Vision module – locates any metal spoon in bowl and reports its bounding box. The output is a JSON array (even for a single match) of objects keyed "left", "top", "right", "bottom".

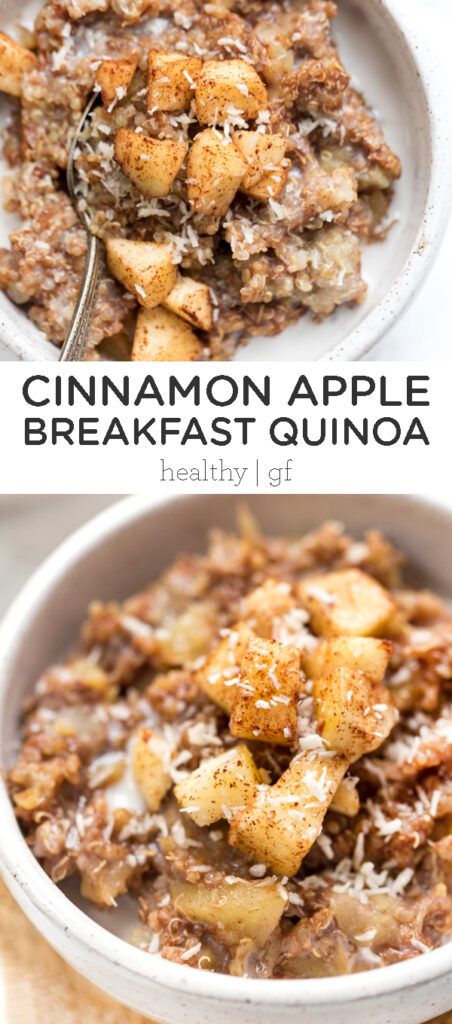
[{"left": 59, "top": 92, "right": 103, "bottom": 362}]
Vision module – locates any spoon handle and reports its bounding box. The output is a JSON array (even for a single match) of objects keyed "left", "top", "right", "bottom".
[{"left": 59, "top": 232, "right": 103, "bottom": 362}]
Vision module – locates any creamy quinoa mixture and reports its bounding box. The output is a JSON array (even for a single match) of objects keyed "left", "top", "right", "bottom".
[
  {"left": 0, "top": 0, "right": 401, "bottom": 360},
  {"left": 9, "top": 519, "right": 452, "bottom": 978}
]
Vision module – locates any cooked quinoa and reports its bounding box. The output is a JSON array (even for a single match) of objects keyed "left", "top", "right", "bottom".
[
  {"left": 0, "top": 0, "right": 401, "bottom": 359},
  {"left": 8, "top": 519, "right": 452, "bottom": 978}
]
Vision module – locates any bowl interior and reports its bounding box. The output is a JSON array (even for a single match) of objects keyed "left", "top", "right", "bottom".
[{"left": 0, "top": 0, "right": 433, "bottom": 360}]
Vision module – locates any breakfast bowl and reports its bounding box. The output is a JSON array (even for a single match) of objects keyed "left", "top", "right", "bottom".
[
  {"left": 0, "top": 492, "right": 452, "bottom": 1023},
  {"left": 0, "top": 0, "right": 450, "bottom": 362}
]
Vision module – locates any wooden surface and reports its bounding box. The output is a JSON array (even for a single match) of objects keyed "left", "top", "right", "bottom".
[{"left": 0, "top": 879, "right": 151, "bottom": 1024}]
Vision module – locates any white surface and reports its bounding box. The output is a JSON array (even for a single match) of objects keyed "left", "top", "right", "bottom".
[
  {"left": 0, "top": 0, "right": 450, "bottom": 361},
  {"left": 368, "top": 0, "right": 452, "bottom": 360},
  {"left": 1, "top": 494, "right": 452, "bottom": 1024}
]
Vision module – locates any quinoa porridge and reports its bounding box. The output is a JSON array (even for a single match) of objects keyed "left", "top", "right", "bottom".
[
  {"left": 8, "top": 518, "right": 452, "bottom": 978},
  {"left": 0, "top": 0, "right": 401, "bottom": 360}
]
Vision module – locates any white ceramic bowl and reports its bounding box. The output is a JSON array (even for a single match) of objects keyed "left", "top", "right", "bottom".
[
  {"left": 0, "top": 0, "right": 450, "bottom": 361},
  {"left": 1, "top": 493, "right": 452, "bottom": 1023}
]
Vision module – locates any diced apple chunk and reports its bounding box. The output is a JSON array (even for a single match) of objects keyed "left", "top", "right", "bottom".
[
  {"left": 147, "top": 50, "right": 202, "bottom": 113},
  {"left": 240, "top": 578, "right": 295, "bottom": 638},
  {"left": 298, "top": 569, "right": 395, "bottom": 637},
  {"left": 106, "top": 238, "right": 176, "bottom": 308},
  {"left": 164, "top": 275, "right": 212, "bottom": 331},
  {"left": 131, "top": 726, "right": 172, "bottom": 811},
  {"left": 114, "top": 128, "right": 187, "bottom": 198},
  {"left": 313, "top": 667, "right": 398, "bottom": 761},
  {"left": 96, "top": 59, "right": 136, "bottom": 108},
  {"left": 304, "top": 637, "right": 392, "bottom": 683},
  {"left": 174, "top": 744, "right": 259, "bottom": 826},
  {"left": 259, "top": 28, "right": 294, "bottom": 87},
  {"left": 132, "top": 307, "right": 203, "bottom": 361},
  {"left": 330, "top": 777, "right": 360, "bottom": 817},
  {"left": 156, "top": 602, "right": 216, "bottom": 666},
  {"left": 109, "top": 0, "right": 155, "bottom": 21},
  {"left": 230, "top": 636, "right": 301, "bottom": 746},
  {"left": 229, "top": 751, "right": 347, "bottom": 876},
  {"left": 195, "top": 59, "right": 268, "bottom": 125},
  {"left": 187, "top": 129, "right": 247, "bottom": 218},
  {"left": 0, "top": 31, "right": 36, "bottom": 97},
  {"left": 243, "top": 161, "right": 290, "bottom": 202},
  {"left": 330, "top": 891, "right": 405, "bottom": 949},
  {"left": 233, "top": 130, "right": 287, "bottom": 188},
  {"left": 170, "top": 877, "right": 286, "bottom": 944},
  {"left": 196, "top": 623, "right": 254, "bottom": 713}
]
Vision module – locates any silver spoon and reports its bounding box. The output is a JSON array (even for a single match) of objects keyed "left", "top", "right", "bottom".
[{"left": 59, "top": 92, "right": 103, "bottom": 362}]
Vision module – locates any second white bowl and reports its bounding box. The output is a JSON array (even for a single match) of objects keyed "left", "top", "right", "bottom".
[{"left": 0, "top": 494, "right": 452, "bottom": 1023}]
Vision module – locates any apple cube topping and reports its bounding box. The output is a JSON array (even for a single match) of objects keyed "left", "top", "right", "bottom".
[
  {"left": 95, "top": 59, "right": 136, "bottom": 108},
  {"left": 196, "top": 623, "right": 255, "bottom": 714},
  {"left": 170, "top": 877, "right": 287, "bottom": 945},
  {"left": 313, "top": 666, "right": 398, "bottom": 762},
  {"left": 131, "top": 726, "right": 172, "bottom": 811},
  {"left": 230, "top": 636, "right": 302, "bottom": 747},
  {"left": 233, "top": 130, "right": 287, "bottom": 186},
  {"left": 163, "top": 274, "right": 212, "bottom": 332},
  {"left": 107, "top": 236, "right": 211, "bottom": 356},
  {"left": 187, "top": 128, "right": 248, "bottom": 218},
  {"left": 106, "top": 238, "right": 177, "bottom": 308},
  {"left": 147, "top": 50, "right": 202, "bottom": 113},
  {"left": 194, "top": 59, "right": 268, "bottom": 125},
  {"left": 240, "top": 578, "right": 296, "bottom": 638},
  {"left": 233, "top": 129, "right": 291, "bottom": 201},
  {"left": 174, "top": 744, "right": 260, "bottom": 827},
  {"left": 229, "top": 750, "right": 348, "bottom": 877},
  {"left": 242, "top": 161, "right": 290, "bottom": 202},
  {"left": 298, "top": 568, "right": 396, "bottom": 637},
  {"left": 304, "top": 636, "right": 392, "bottom": 684},
  {"left": 113, "top": 124, "right": 288, "bottom": 227},
  {"left": 114, "top": 128, "right": 187, "bottom": 198},
  {"left": 132, "top": 307, "right": 203, "bottom": 361},
  {"left": 0, "top": 31, "right": 37, "bottom": 97},
  {"left": 330, "top": 777, "right": 360, "bottom": 817}
]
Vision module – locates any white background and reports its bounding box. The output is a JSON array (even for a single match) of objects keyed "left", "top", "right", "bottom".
[{"left": 369, "top": 0, "right": 451, "bottom": 360}]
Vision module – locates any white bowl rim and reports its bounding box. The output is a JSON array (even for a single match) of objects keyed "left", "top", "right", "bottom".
[
  {"left": 325, "top": 0, "right": 452, "bottom": 361},
  {"left": 1, "top": 492, "right": 452, "bottom": 1010},
  {"left": 0, "top": 0, "right": 451, "bottom": 363}
]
